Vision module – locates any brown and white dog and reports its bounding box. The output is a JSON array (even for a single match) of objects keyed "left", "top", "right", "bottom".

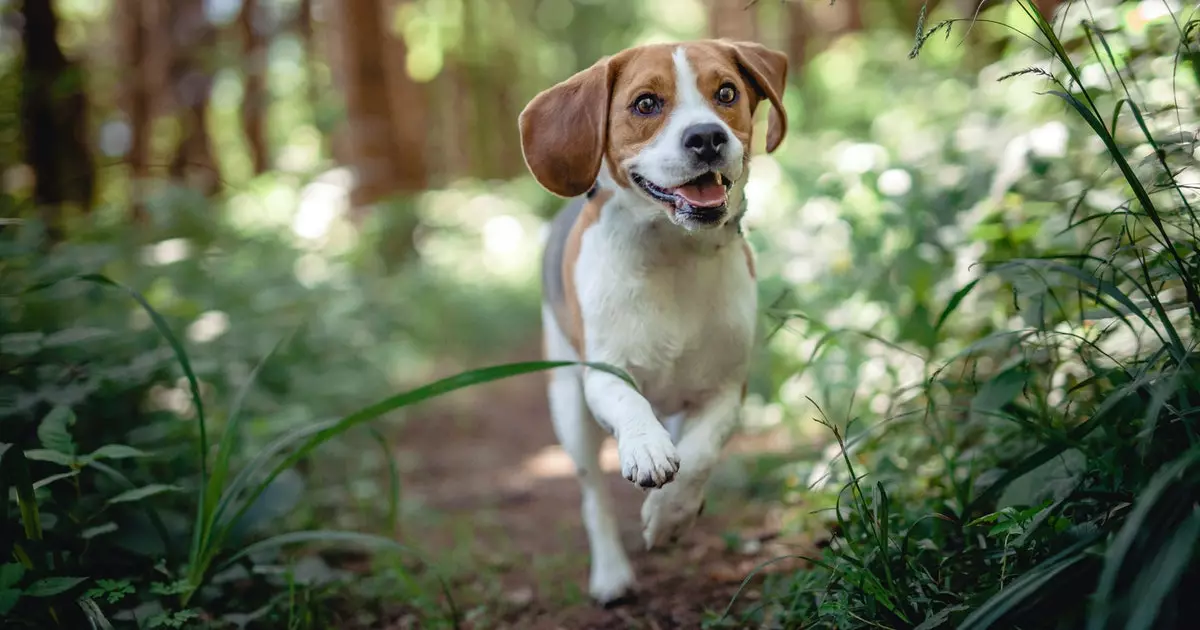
[{"left": 518, "top": 40, "right": 788, "bottom": 604}]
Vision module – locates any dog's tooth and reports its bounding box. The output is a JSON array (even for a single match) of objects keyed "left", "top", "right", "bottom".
[{"left": 714, "top": 172, "right": 723, "bottom": 186}]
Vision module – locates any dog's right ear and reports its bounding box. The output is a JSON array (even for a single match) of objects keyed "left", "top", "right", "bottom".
[{"left": 519, "top": 57, "right": 613, "bottom": 198}]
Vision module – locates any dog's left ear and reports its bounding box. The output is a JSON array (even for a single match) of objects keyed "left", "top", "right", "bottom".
[
  {"left": 518, "top": 57, "right": 615, "bottom": 198},
  {"left": 723, "top": 41, "right": 789, "bottom": 153}
]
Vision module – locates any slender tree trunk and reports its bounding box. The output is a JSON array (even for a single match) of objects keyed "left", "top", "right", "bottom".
[
  {"left": 327, "top": 0, "right": 427, "bottom": 207},
  {"left": 166, "top": 0, "right": 220, "bottom": 196},
  {"left": 379, "top": 0, "right": 428, "bottom": 192},
  {"left": 786, "top": 0, "right": 814, "bottom": 74},
  {"left": 707, "top": 0, "right": 759, "bottom": 41},
  {"left": 20, "top": 0, "right": 95, "bottom": 240},
  {"left": 118, "top": 0, "right": 153, "bottom": 219},
  {"left": 239, "top": 0, "right": 270, "bottom": 174},
  {"left": 297, "top": 0, "right": 326, "bottom": 157}
]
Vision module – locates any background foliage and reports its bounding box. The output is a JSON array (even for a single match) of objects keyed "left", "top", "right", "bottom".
[{"left": 2, "top": 0, "right": 1199, "bottom": 628}]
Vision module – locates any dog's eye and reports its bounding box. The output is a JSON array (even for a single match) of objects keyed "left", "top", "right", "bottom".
[
  {"left": 633, "top": 94, "right": 661, "bottom": 116},
  {"left": 715, "top": 84, "right": 737, "bottom": 105}
]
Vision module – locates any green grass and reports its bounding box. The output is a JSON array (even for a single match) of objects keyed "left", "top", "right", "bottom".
[
  {"left": 705, "top": 2, "right": 1200, "bottom": 628},
  {"left": 2, "top": 267, "right": 639, "bottom": 628}
]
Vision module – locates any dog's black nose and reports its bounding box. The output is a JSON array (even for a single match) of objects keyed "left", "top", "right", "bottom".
[{"left": 682, "top": 123, "right": 728, "bottom": 164}]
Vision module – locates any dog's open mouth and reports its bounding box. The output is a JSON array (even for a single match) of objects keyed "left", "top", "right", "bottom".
[{"left": 631, "top": 171, "right": 732, "bottom": 223}]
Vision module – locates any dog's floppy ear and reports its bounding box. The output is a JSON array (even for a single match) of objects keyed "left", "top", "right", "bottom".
[
  {"left": 519, "top": 57, "right": 614, "bottom": 198},
  {"left": 723, "top": 41, "right": 789, "bottom": 153}
]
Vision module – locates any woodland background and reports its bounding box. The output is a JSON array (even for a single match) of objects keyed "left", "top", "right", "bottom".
[{"left": 2, "top": 0, "right": 1199, "bottom": 629}]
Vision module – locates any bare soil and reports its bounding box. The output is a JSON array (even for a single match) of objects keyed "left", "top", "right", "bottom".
[{"left": 390, "top": 344, "right": 818, "bottom": 630}]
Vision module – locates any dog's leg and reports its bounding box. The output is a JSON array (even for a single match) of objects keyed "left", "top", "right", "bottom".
[
  {"left": 548, "top": 367, "right": 636, "bottom": 604},
  {"left": 543, "top": 306, "right": 635, "bottom": 604},
  {"left": 639, "top": 384, "right": 741, "bottom": 549},
  {"left": 583, "top": 369, "right": 681, "bottom": 489}
]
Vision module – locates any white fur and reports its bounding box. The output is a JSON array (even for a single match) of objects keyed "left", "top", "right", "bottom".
[
  {"left": 542, "top": 45, "right": 758, "bottom": 603},
  {"left": 624, "top": 46, "right": 747, "bottom": 232}
]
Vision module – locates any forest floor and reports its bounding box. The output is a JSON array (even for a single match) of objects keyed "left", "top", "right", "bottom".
[{"left": 389, "top": 343, "right": 820, "bottom": 629}]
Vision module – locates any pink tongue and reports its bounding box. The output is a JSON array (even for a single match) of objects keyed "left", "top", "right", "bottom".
[{"left": 673, "top": 179, "right": 726, "bottom": 207}]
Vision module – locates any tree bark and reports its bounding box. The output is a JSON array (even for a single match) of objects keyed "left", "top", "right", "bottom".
[
  {"left": 707, "top": 0, "right": 759, "bottom": 41},
  {"left": 20, "top": 0, "right": 95, "bottom": 240},
  {"left": 327, "top": 0, "right": 427, "bottom": 208},
  {"left": 239, "top": 0, "right": 270, "bottom": 175},
  {"left": 117, "top": 0, "right": 155, "bottom": 219},
  {"left": 786, "top": 0, "right": 814, "bottom": 74},
  {"left": 166, "top": 0, "right": 220, "bottom": 196}
]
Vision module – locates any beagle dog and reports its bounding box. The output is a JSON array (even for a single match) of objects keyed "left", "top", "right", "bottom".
[{"left": 519, "top": 39, "right": 788, "bottom": 605}]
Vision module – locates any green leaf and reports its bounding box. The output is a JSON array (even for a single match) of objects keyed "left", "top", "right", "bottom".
[
  {"left": 81, "top": 522, "right": 118, "bottom": 539},
  {"left": 958, "top": 535, "right": 1099, "bottom": 630},
  {"left": 933, "top": 278, "right": 980, "bottom": 334},
  {"left": 86, "top": 444, "right": 151, "bottom": 461},
  {"left": 1122, "top": 510, "right": 1200, "bottom": 630},
  {"left": 24, "top": 449, "right": 76, "bottom": 466},
  {"left": 0, "top": 589, "right": 19, "bottom": 615},
  {"left": 33, "top": 470, "right": 79, "bottom": 490},
  {"left": 1089, "top": 448, "right": 1200, "bottom": 629},
  {"left": 0, "top": 563, "right": 25, "bottom": 588},
  {"left": 149, "top": 579, "right": 192, "bottom": 596},
  {"left": 38, "top": 406, "right": 76, "bottom": 456},
  {"left": 970, "top": 367, "right": 1029, "bottom": 417},
  {"left": 42, "top": 327, "right": 112, "bottom": 348},
  {"left": 24, "top": 576, "right": 87, "bottom": 597},
  {"left": 108, "top": 484, "right": 182, "bottom": 505}
]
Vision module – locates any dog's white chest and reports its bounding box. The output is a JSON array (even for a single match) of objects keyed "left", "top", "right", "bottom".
[{"left": 577, "top": 233, "right": 756, "bottom": 417}]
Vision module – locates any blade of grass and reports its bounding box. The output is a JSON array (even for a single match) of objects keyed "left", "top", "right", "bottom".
[
  {"left": 1121, "top": 508, "right": 1200, "bottom": 630},
  {"left": 957, "top": 532, "right": 1102, "bottom": 630},
  {"left": 193, "top": 360, "right": 633, "bottom": 602},
  {"left": 1088, "top": 447, "right": 1200, "bottom": 630},
  {"left": 71, "top": 274, "right": 212, "bottom": 575},
  {"left": 366, "top": 427, "right": 401, "bottom": 535},
  {"left": 197, "top": 331, "right": 294, "bottom": 566}
]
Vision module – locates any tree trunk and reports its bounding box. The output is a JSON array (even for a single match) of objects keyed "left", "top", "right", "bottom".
[
  {"left": 117, "top": 0, "right": 155, "bottom": 219},
  {"left": 166, "top": 0, "right": 220, "bottom": 196},
  {"left": 707, "top": 0, "right": 759, "bottom": 41},
  {"left": 239, "top": 0, "right": 270, "bottom": 175},
  {"left": 297, "top": 0, "right": 325, "bottom": 156},
  {"left": 20, "top": 0, "right": 95, "bottom": 240},
  {"left": 327, "top": 0, "right": 427, "bottom": 208},
  {"left": 786, "top": 0, "right": 814, "bottom": 74}
]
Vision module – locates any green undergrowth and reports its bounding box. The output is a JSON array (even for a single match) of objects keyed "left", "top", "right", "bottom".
[
  {"left": 0, "top": 190, "right": 634, "bottom": 627},
  {"left": 707, "top": 2, "right": 1200, "bottom": 629}
]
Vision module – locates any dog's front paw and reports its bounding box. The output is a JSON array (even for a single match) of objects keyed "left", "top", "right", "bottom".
[
  {"left": 640, "top": 482, "right": 705, "bottom": 550},
  {"left": 618, "top": 427, "right": 680, "bottom": 489}
]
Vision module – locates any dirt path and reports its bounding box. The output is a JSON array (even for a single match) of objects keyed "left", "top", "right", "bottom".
[{"left": 393, "top": 344, "right": 817, "bottom": 629}]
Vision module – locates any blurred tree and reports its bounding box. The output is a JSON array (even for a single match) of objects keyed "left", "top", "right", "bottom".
[
  {"left": 166, "top": 0, "right": 221, "bottom": 196},
  {"left": 239, "top": 0, "right": 270, "bottom": 175},
  {"left": 327, "top": 0, "right": 428, "bottom": 211},
  {"left": 116, "top": 0, "right": 162, "bottom": 219},
  {"left": 708, "top": 0, "right": 759, "bottom": 40},
  {"left": 20, "top": 0, "right": 95, "bottom": 240}
]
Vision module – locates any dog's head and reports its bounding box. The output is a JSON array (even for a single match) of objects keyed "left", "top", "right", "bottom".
[{"left": 519, "top": 40, "right": 788, "bottom": 231}]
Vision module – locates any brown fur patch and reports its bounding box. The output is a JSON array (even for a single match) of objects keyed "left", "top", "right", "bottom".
[
  {"left": 685, "top": 44, "right": 759, "bottom": 154},
  {"left": 602, "top": 45, "right": 678, "bottom": 189},
  {"left": 562, "top": 188, "right": 613, "bottom": 357}
]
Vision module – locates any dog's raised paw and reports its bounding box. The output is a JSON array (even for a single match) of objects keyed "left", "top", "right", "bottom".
[{"left": 617, "top": 427, "right": 680, "bottom": 489}]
